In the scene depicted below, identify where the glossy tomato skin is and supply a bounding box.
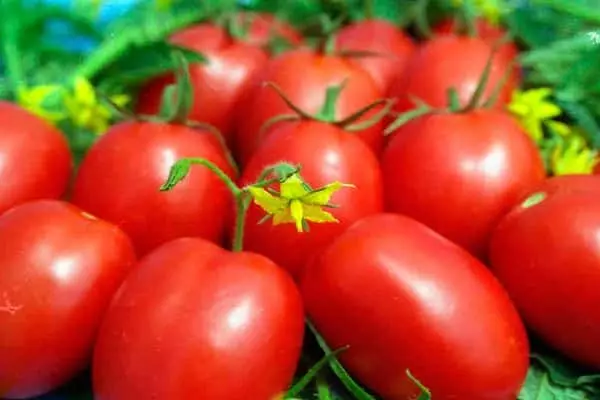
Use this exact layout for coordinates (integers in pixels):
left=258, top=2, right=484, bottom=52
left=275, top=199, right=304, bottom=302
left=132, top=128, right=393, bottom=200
left=232, top=49, right=385, bottom=167
left=93, top=237, right=304, bottom=400
left=0, top=200, right=136, bottom=399
left=490, top=177, right=600, bottom=369
left=335, top=19, right=416, bottom=92
left=239, top=120, right=384, bottom=279
left=71, top=121, right=234, bottom=257
left=388, top=36, right=517, bottom=114
left=301, top=213, right=529, bottom=400
left=381, top=110, right=545, bottom=258
left=136, top=23, right=269, bottom=144
left=433, top=18, right=520, bottom=81
left=0, top=102, right=72, bottom=215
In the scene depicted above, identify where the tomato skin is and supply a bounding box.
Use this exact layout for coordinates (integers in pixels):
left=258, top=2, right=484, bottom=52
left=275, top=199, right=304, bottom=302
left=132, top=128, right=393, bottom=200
left=388, top=36, right=517, bottom=114
left=232, top=49, right=385, bottom=167
left=0, top=200, right=136, bottom=399
left=239, top=120, right=384, bottom=279
left=0, top=102, right=72, bottom=215
left=71, top=121, right=234, bottom=256
left=490, top=177, right=600, bottom=369
left=93, top=237, right=304, bottom=400
left=301, top=213, right=529, bottom=400
left=136, top=23, right=269, bottom=144
left=433, top=18, right=520, bottom=79
left=335, top=19, right=416, bottom=92
left=381, top=110, right=545, bottom=258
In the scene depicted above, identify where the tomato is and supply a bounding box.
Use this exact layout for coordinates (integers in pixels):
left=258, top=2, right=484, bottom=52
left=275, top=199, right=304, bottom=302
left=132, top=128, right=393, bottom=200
left=433, top=18, right=520, bottom=64
left=0, top=102, right=72, bottom=215
left=135, top=16, right=290, bottom=144
left=301, top=213, right=529, bottom=400
left=0, top=200, right=136, bottom=399
left=388, top=36, right=517, bottom=114
left=381, top=109, right=545, bottom=259
left=71, top=121, right=234, bottom=256
left=239, top=120, right=384, bottom=279
left=490, top=176, right=600, bottom=369
left=232, top=49, right=385, bottom=167
left=93, top=237, right=304, bottom=400
left=335, top=19, right=416, bottom=92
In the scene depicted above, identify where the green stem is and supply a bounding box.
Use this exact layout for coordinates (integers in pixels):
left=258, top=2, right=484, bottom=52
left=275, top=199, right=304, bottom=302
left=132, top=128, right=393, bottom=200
left=364, top=0, right=374, bottom=19
left=161, top=159, right=301, bottom=252
left=159, top=158, right=245, bottom=251
left=1, top=5, right=25, bottom=92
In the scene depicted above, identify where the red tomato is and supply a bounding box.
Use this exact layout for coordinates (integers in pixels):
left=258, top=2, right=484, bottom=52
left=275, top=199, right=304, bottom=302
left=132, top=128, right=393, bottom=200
left=335, top=19, right=416, bottom=92
left=594, top=161, right=600, bottom=175
left=0, top=102, right=72, bottom=215
left=0, top=200, right=136, bottom=399
left=93, top=237, right=304, bottom=400
left=301, top=213, right=529, bottom=400
left=136, top=21, right=273, bottom=144
left=433, top=18, right=521, bottom=85
left=381, top=110, right=545, bottom=259
left=388, top=36, right=517, bottom=114
left=71, top=121, right=234, bottom=256
left=490, top=176, right=600, bottom=369
left=235, top=12, right=303, bottom=47
left=232, top=49, right=385, bottom=167
left=239, top=120, right=384, bottom=279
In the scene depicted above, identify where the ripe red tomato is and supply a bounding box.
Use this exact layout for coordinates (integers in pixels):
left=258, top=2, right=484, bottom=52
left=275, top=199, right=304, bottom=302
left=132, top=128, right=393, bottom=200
left=381, top=110, right=545, bottom=259
left=388, top=36, right=517, bottom=114
left=71, top=121, right=234, bottom=256
left=0, top=102, right=72, bottom=215
left=0, top=200, right=136, bottom=399
left=301, top=213, right=529, bottom=400
left=232, top=49, right=385, bottom=167
left=136, top=16, right=292, bottom=144
left=239, top=120, right=384, bottom=279
left=335, top=19, right=416, bottom=92
left=93, top=237, right=304, bottom=400
left=433, top=18, right=521, bottom=85
left=490, top=176, right=600, bottom=369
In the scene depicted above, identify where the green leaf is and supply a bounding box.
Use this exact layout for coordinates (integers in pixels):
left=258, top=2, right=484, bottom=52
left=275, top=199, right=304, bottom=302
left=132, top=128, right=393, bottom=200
left=518, top=352, right=600, bottom=400
left=96, top=42, right=206, bottom=92
left=306, top=320, right=378, bottom=400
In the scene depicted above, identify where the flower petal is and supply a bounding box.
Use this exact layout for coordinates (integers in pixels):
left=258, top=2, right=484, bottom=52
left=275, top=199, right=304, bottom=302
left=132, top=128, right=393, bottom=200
left=301, top=182, right=355, bottom=206
left=74, top=77, right=97, bottom=105
left=290, top=200, right=304, bottom=232
left=280, top=174, right=309, bottom=199
left=248, top=186, right=288, bottom=214
left=272, top=208, right=294, bottom=225
left=110, top=94, right=131, bottom=107
left=545, top=120, right=571, bottom=136
left=303, top=205, right=339, bottom=223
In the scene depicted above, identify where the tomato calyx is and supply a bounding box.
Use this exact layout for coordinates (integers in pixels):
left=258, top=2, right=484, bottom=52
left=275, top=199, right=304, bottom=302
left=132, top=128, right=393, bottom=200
left=259, top=80, right=394, bottom=137
left=107, top=51, right=239, bottom=175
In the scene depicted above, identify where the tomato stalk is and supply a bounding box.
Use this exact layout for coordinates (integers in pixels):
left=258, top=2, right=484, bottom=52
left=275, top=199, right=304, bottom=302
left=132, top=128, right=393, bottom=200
left=160, top=159, right=300, bottom=252
left=259, top=80, right=394, bottom=136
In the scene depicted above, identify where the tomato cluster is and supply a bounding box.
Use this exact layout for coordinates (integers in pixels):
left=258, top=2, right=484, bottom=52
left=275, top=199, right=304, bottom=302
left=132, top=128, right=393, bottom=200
left=1, top=9, right=599, bottom=400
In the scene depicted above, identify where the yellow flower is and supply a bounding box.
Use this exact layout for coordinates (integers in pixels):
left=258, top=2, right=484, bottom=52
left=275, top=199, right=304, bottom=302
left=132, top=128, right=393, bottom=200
left=16, top=85, right=66, bottom=124
left=63, top=77, right=130, bottom=135
left=247, top=174, right=354, bottom=233
left=452, top=0, right=502, bottom=26
left=508, top=88, right=564, bottom=142
left=550, top=133, right=598, bottom=176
